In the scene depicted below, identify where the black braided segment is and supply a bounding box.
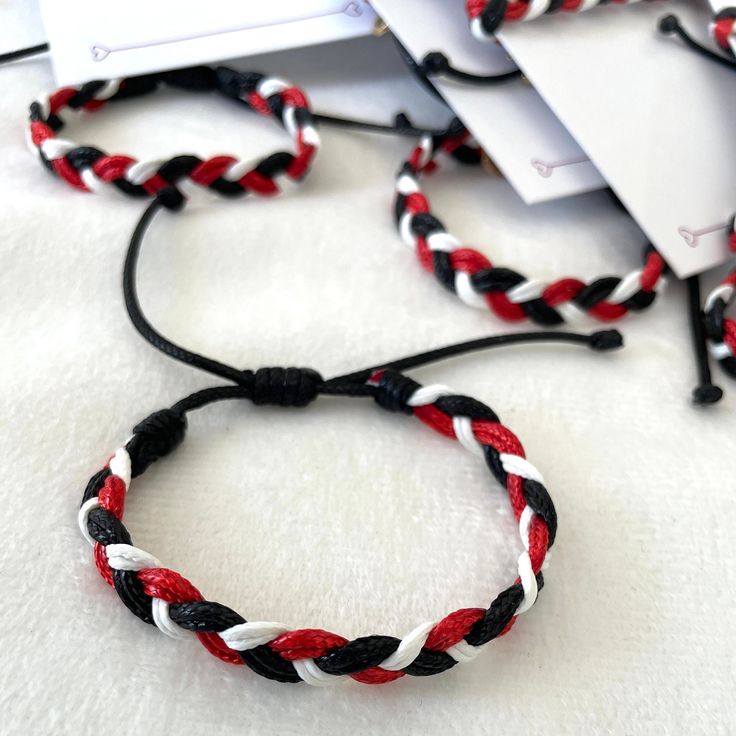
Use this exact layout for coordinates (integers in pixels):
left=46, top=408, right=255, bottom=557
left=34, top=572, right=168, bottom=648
left=79, top=366, right=554, bottom=685
left=29, top=66, right=318, bottom=209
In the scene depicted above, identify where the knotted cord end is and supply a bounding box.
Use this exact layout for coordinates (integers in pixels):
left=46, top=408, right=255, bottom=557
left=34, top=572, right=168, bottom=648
left=589, top=330, right=624, bottom=352
left=371, top=370, right=422, bottom=414
left=128, top=408, right=188, bottom=477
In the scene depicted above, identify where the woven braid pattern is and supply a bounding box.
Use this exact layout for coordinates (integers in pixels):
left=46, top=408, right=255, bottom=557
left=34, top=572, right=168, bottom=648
left=78, top=371, right=555, bottom=686
left=466, top=0, right=659, bottom=38
left=394, top=131, right=666, bottom=326
left=28, top=66, right=319, bottom=207
left=704, top=269, right=736, bottom=378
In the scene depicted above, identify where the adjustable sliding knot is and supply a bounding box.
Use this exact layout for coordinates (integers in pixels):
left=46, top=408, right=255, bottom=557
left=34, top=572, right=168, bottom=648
left=128, top=409, right=187, bottom=477
left=248, top=367, right=323, bottom=407
left=371, top=370, right=422, bottom=413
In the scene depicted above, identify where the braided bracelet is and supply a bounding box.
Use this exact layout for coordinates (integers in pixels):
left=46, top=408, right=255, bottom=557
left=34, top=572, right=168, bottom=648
left=704, top=269, right=736, bottom=379
left=28, top=65, right=319, bottom=209
left=78, top=321, right=625, bottom=686
left=466, top=0, right=658, bottom=39
left=394, top=130, right=666, bottom=326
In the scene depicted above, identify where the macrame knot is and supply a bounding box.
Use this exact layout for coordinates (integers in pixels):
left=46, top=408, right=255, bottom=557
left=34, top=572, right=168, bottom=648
left=128, top=408, right=188, bottom=477
left=251, top=367, right=323, bottom=407
left=372, top=370, right=421, bottom=414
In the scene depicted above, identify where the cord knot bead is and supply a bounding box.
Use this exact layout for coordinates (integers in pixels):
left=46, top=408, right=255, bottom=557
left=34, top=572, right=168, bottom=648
left=249, top=367, right=324, bottom=407
left=371, top=370, right=422, bottom=413
left=128, top=409, right=188, bottom=477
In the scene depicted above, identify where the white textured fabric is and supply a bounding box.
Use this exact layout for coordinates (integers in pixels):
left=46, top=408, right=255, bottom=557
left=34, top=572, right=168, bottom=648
left=2, top=7, right=736, bottom=734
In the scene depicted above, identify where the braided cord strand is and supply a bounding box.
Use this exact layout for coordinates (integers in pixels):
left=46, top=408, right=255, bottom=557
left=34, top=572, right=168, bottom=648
left=466, top=0, right=658, bottom=39
left=394, top=130, right=666, bottom=326
left=78, top=369, right=555, bottom=686
left=28, top=66, right=320, bottom=207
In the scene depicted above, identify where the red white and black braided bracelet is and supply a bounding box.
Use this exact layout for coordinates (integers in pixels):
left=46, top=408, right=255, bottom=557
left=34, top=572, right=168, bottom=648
left=28, top=65, right=319, bottom=209
left=72, top=197, right=623, bottom=686
left=78, top=365, right=556, bottom=686
left=394, top=130, right=667, bottom=326
left=466, top=0, right=659, bottom=39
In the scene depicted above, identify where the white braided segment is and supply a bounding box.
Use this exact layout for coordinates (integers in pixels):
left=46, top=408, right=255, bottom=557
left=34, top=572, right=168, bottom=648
left=219, top=622, right=290, bottom=651
left=710, top=342, right=733, bottom=360
left=453, top=415, right=485, bottom=457
left=293, top=658, right=341, bottom=686
left=500, top=453, right=544, bottom=484
left=109, top=447, right=132, bottom=488
left=455, top=272, right=490, bottom=309
left=427, top=232, right=461, bottom=253
left=78, top=448, right=131, bottom=545
left=515, top=551, right=539, bottom=614
left=257, top=76, right=289, bottom=99
left=152, top=599, right=191, bottom=640
left=379, top=621, right=436, bottom=671
left=78, top=497, right=101, bottom=547
left=40, top=138, right=77, bottom=161
left=407, top=384, right=452, bottom=406
left=704, top=278, right=735, bottom=359
left=704, top=283, right=735, bottom=313
left=397, top=172, right=420, bottom=196
left=446, top=639, right=486, bottom=663
left=126, top=160, right=164, bottom=186
left=105, top=543, right=161, bottom=572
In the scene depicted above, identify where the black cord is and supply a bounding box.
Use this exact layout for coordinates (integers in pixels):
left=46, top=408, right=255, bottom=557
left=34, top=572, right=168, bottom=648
left=687, top=275, right=724, bottom=405
left=124, top=197, right=623, bottom=407
left=658, top=15, right=736, bottom=71
left=124, top=199, right=248, bottom=386
left=313, top=111, right=454, bottom=138
left=0, top=42, right=49, bottom=65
